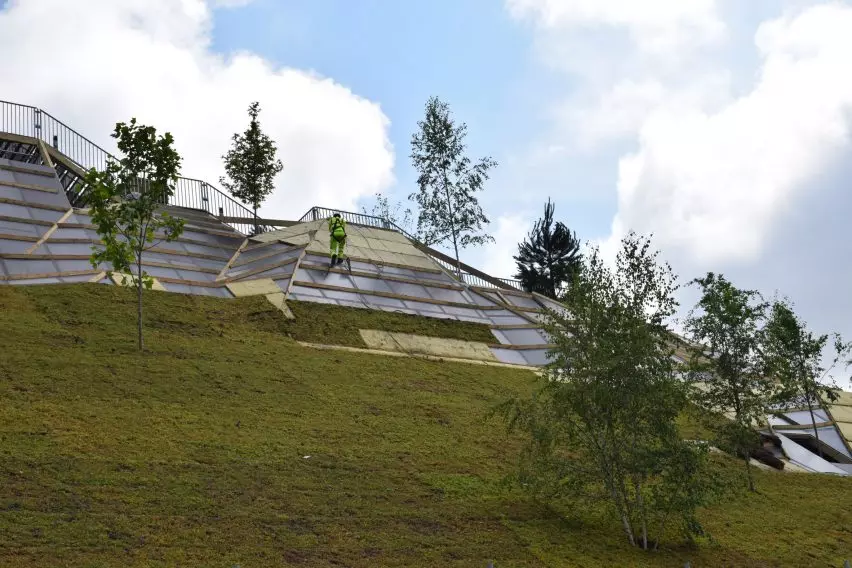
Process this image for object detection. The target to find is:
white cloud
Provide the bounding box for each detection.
[506,0,725,57]
[607,2,852,265]
[0,0,395,219]
[480,214,531,279]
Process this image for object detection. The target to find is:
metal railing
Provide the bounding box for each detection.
[0,99,263,235]
[298,206,523,291]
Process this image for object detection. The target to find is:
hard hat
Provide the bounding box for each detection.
[333,212,341,218]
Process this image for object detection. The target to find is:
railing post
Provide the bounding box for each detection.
[218,206,223,221]
[52,134,58,150]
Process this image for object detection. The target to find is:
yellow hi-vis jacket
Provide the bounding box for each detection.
[328,216,347,238]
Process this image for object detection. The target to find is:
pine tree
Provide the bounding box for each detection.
[220,101,283,234]
[514,198,582,298]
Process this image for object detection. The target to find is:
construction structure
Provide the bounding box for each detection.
[1,99,851,475]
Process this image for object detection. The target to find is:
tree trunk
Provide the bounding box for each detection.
[806,392,824,459]
[253,203,259,236]
[635,478,648,549]
[441,170,462,281]
[743,452,755,492]
[136,257,144,352]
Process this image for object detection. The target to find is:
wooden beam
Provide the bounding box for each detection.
[37,140,54,169]
[298,260,465,291]
[0,179,58,193]
[0,214,54,227]
[292,279,507,311]
[24,208,74,254]
[215,238,249,281]
[0,232,39,242]
[285,248,308,300]
[0,162,55,177]
[0,196,69,212]
[0,268,101,281]
[222,257,300,283]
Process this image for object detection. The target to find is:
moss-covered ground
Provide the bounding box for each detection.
[1,284,851,567]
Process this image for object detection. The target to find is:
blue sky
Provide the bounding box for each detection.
[208,0,617,258]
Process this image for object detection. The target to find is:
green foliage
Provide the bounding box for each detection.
[683,273,771,492]
[409,96,496,275]
[763,297,852,458]
[85,118,185,350]
[499,232,721,550]
[513,198,582,299]
[2,284,852,567]
[220,101,283,231]
[361,192,415,235]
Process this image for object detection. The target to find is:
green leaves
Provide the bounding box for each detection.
[409,96,496,271]
[501,232,712,549]
[220,101,283,230]
[85,118,185,350]
[514,198,582,299]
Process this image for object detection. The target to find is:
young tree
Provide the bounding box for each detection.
[86,118,185,351]
[499,232,717,549]
[409,96,496,277]
[361,192,415,235]
[763,297,852,459]
[220,101,283,235]
[683,273,771,492]
[514,197,582,298]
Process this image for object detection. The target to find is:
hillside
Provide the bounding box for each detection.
[1,284,851,567]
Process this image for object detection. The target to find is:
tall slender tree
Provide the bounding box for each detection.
[498,233,719,549]
[683,273,772,492]
[86,118,185,351]
[763,297,852,459]
[514,198,582,298]
[409,96,496,278]
[220,101,283,234]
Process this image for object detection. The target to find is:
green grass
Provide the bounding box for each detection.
[0,283,851,567]
[284,299,498,346]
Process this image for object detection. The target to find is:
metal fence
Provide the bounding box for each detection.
[298,206,523,291]
[0,99,261,234]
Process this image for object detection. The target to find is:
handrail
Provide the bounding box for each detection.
[0,99,265,235]
[298,205,523,291]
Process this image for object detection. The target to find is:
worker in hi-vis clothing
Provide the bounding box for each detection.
[327,212,347,266]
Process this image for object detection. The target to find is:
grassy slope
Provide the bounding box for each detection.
[0,284,849,567]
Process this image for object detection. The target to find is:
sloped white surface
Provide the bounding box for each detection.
[776,433,849,475]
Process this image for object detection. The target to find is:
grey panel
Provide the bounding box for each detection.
[388,281,428,297]
[363,295,407,309]
[488,314,533,326]
[144,252,223,271]
[276,279,291,293]
[402,299,444,313]
[27,207,65,222]
[40,242,93,255]
[175,269,216,281]
[351,276,393,293]
[10,170,62,190]
[142,266,182,280]
[455,315,492,325]
[58,274,99,283]
[506,295,541,309]
[0,219,46,237]
[12,187,71,209]
[8,277,64,285]
[0,202,34,218]
[491,330,510,345]
[0,159,54,175]
[293,267,316,283]
[425,287,468,303]
[0,185,24,201]
[320,288,363,302]
[0,239,35,253]
[51,228,90,240]
[237,244,299,263]
[242,264,296,280]
[490,348,529,366]
[3,259,58,275]
[469,291,499,306]
[501,328,549,345]
[55,260,98,272]
[182,243,233,257]
[290,285,323,297]
[782,409,830,424]
[521,349,553,366]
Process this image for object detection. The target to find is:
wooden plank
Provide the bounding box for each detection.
[488,343,556,351]
[299,260,465,291]
[0,162,55,177]
[89,271,107,283]
[223,257,299,283]
[0,196,68,212]
[0,268,101,281]
[0,232,39,242]
[0,214,54,227]
[154,276,226,288]
[24,208,74,254]
[0,131,39,146]
[0,179,59,194]
[37,140,54,169]
[285,248,308,300]
[292,279,506,311]
[215,238,249,280]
